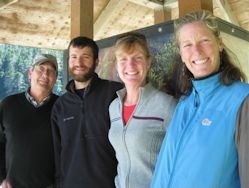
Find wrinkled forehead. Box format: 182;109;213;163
175;21;219;44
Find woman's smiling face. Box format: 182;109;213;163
115;44;150;88
178;21;223;79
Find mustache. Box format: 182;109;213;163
71;64;88;70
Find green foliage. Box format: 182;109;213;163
149;39;177;90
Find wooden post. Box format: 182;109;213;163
0;0;18;10
178;0;213;17
154;7;171;24
70;0;93;39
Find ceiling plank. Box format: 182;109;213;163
128;0;162;9
164;0;178;9
0;0;18;10
216;0;239;26
0;0;248;50
94;0;128;39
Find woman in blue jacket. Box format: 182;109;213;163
151;10;249;188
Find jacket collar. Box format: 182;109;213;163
192;73;221;96
116;82;156;104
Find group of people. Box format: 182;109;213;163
0;10;248;188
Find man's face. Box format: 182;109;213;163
29;62;57;92
68;46;98;82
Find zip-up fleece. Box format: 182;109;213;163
51;73;123;188
151;73;249;188
109;83;176;188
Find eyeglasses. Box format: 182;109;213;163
33;65;57;77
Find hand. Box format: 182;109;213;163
0;179;12;188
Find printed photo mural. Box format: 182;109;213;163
96;21;177;91
96;19;249;89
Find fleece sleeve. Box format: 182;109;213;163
0;101;6;183
51;104;62;188
236;95;249;188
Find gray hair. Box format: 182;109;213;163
174;10;220;47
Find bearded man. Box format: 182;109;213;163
51;36;123;188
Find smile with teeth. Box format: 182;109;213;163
193;58;208;65
126;71;138;75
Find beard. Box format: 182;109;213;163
69;63;96;82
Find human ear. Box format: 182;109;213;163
218;38;224;52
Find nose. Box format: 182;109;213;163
126;58;136;67
40;70;50;78
72;58;83;67
192;43;203;53
42;69;56;77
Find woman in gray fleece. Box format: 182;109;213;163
108;32;177;188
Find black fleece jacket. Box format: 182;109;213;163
51;73;123;188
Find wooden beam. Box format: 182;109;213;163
148;0;164;5
128;0;162;9
71;0;93;39
216;0;239;26
0;0;18;10
164;0;178;9
154;7;171;24
129;0;176;24
94;0;127;39
178;0;213;17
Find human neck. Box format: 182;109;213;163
74;79;91;89
29;88;51;103
124;89;139;105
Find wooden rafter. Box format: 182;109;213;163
216;0;239;26
94;0;128;38
128;0;162;9
164;0;178;9
0;0;18;10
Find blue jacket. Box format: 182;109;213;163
151;74;249;188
